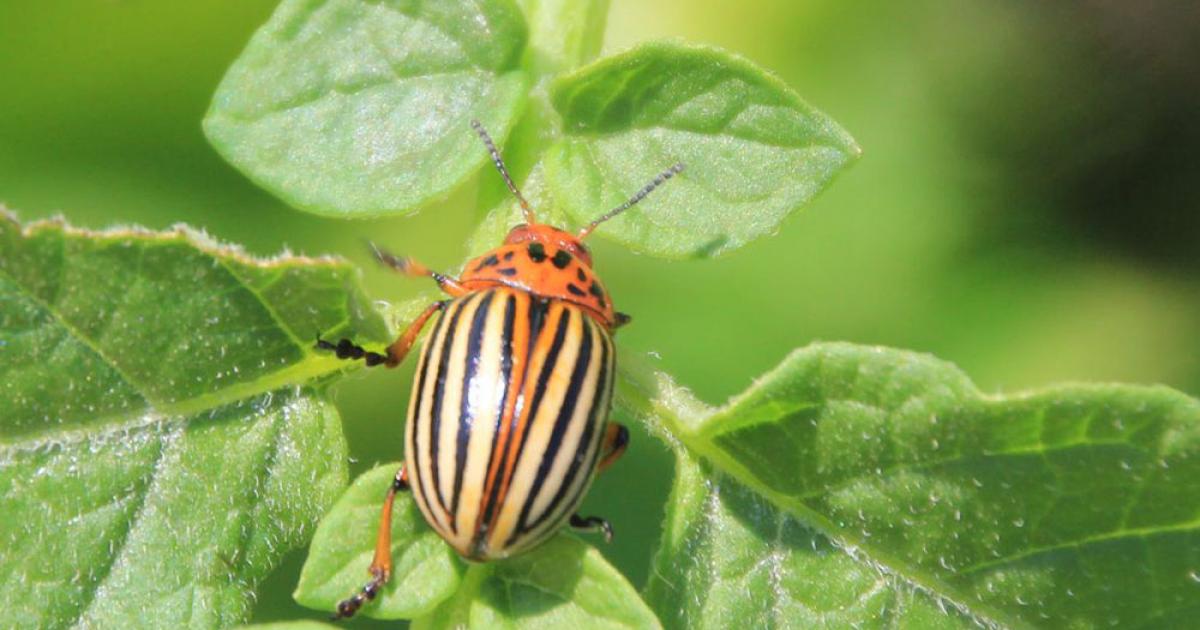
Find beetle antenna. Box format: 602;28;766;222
471;120;535;224
578;163;684;240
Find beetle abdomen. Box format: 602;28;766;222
404;287;615;560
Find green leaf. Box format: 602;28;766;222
239;622;338;630
294;463;463;619
412;535;661;629
646;448;976;629
0;212;387;627
620;344;1200;628
204;0;529;217
547;42;860;258
299;466;660;627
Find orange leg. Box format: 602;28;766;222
317;300;445;368
597;423;629;473
332;466;409;620
370;243;468;297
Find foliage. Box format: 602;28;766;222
547;42;858;258
203;0;857;259
1;0;1196;629
0;212;386;626
204;0;529;217
629;344;1200;628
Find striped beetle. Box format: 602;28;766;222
318;121;682;619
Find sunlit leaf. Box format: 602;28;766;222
547;42;859;258
620;344;1200;628
412;536;661;629
204;0;529;217
0;212;387;627
239;622;338;630
646;448;974;629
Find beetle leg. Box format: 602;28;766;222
317;301;445;368
564;426;627;546
613;312;632;328
569;514;613;543
332;465;410;620
370;243;468;297
597;423;629;473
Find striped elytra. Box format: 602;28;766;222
405;287;615;560
320;121;681;619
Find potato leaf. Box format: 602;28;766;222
0;211;387;627
412;536;660;629
547;42;859;258
204;0;529;217
621;343;1200;628
646;448;976;629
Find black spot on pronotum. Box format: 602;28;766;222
567;283;586;297
503;251;515;261
552;250;572;269
527;242;546;262
498;267;518;276
576;268;587;282
474;254;500;271
588;282;607;309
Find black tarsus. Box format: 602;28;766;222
330;568;385;621
315;334;389;367
611;424;630;455
569;514;614;544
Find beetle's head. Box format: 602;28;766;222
503;224;593;267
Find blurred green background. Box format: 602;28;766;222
2;1;1198;625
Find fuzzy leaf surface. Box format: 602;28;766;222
620;344;1200;628
412;535;661;629
0;213;387;628
646;449;974;629
547;42;859;258
239;622;339;630
204;0;529;217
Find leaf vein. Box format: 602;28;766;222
68;423;178;626
213;257;311;356
800;435;1141;501
0;266;156;407
957;521;1200;576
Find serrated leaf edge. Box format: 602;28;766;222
0;209;375;448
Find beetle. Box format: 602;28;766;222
317;120;682;620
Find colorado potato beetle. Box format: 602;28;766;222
317;121;682;619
